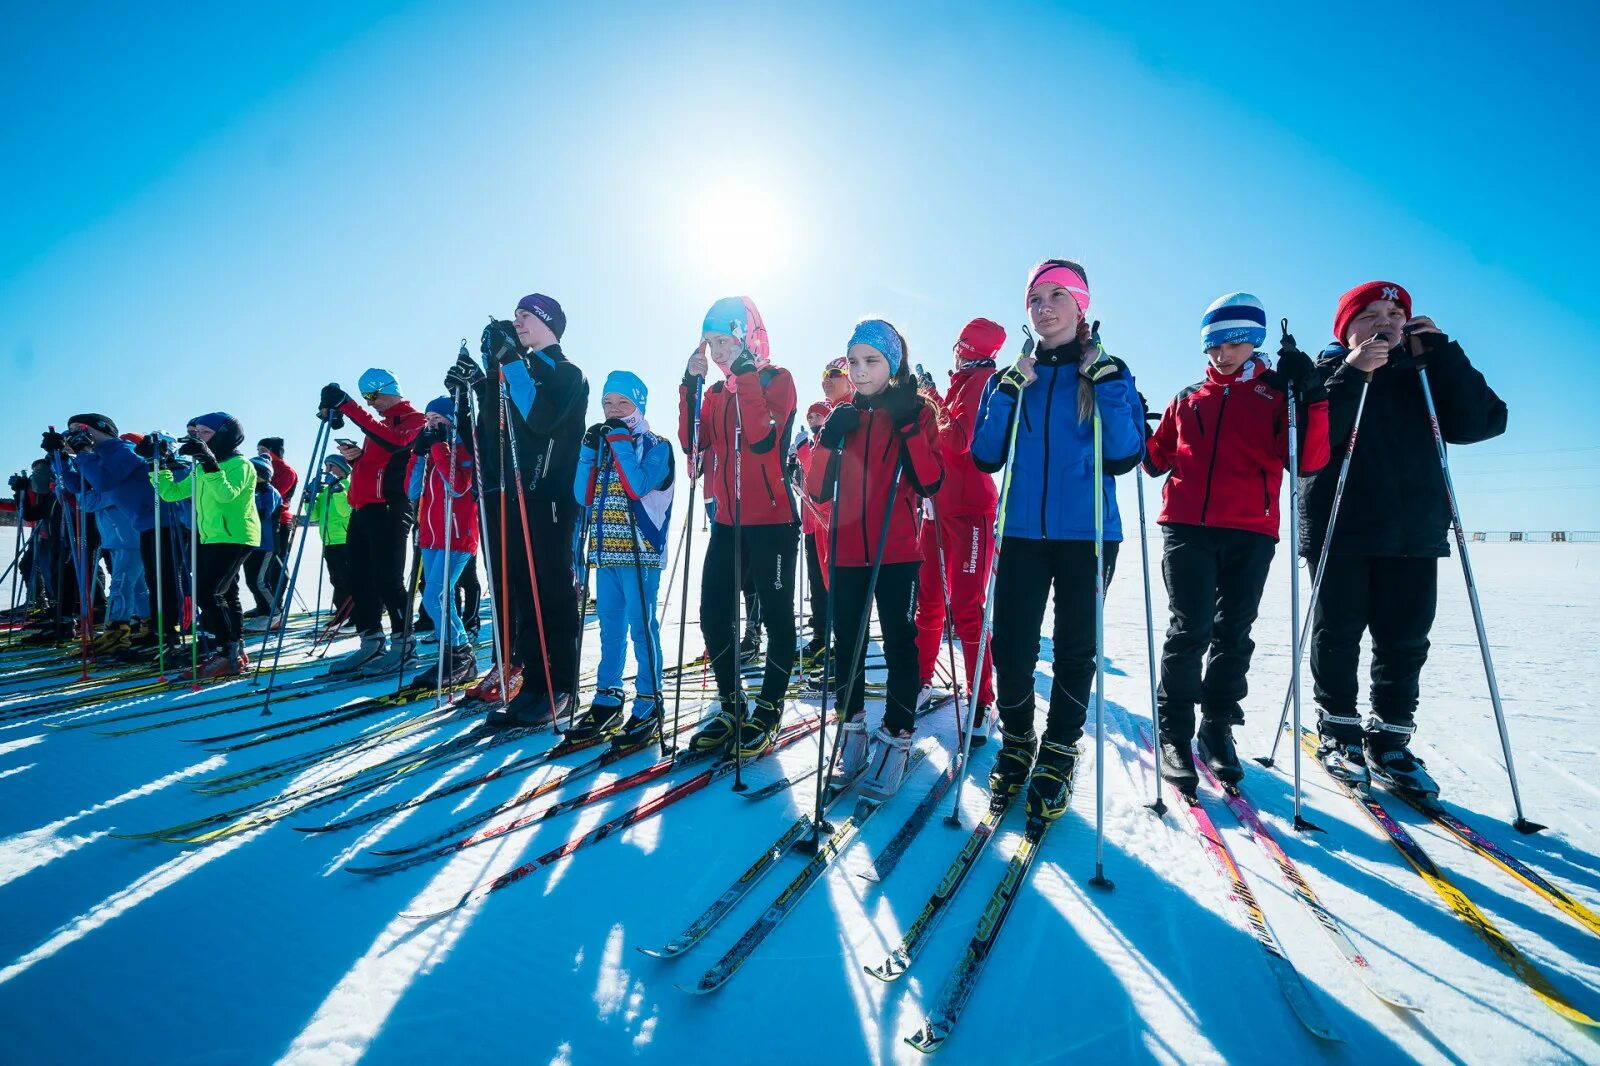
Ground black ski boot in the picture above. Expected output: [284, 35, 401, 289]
[988, 727, 1038, 800]
[1025, 739, 1079, 824]
[612, 695, 664, 750]
[1157, 701, 1199, 798]
[1196, 704, 1243, 786]
[565, 688, 627, 742]
[689, 693, 743, 753]
[739, 623, 763, 664]
[488, 688, 571, 731]
[1316, 711, 1369, 787]
[1364, 720, 1439, 797]
[737, 698, 782, 759]
[969, 702, 993, 749]
[798, 636, 827, 668]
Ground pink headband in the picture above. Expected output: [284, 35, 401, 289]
[1026, 263, 1091, 315]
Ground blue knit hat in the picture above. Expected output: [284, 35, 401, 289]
[359, 368, 402, 397]
[848, 319, 905, 374]
[602, 370, 648, 415]
[424, 395, 455, 422]
[1200, 293, 1267, 352]
[249, 455, 273, 482]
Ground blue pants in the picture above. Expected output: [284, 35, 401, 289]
[596, 565, 662, 695]
[419, 548, 472, 647]
[106, 547, 149, 623]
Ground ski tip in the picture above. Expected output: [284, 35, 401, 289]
[903, 1027, 945, 1055]
[636, 945, 682, 960]
[673, 981, 720, 996]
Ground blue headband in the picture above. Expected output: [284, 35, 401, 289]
[848, 319, 904, 374]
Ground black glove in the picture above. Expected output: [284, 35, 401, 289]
[319, 383, 349, 411]
[995, 364, 1030, 401]
[133, 435, 156, 460]
[818, 403, 859, 449]
[883, 385, 924, 432]
[8, 473, 27, 494]
[40, 430, 65, 453]
[1138, 391, 1160, 437]
[1391, 328, 1448, 373]
[444, 348, 486, 390]
[177, 436, 218, 473]
[603, 417, 630, 435]
[482, 319, 523, 365]
[1275, 332, 1324, 403]
[413, 424, 445, 453]
[63, 428, 95, 452]
[582, 422, 606, 451]
[914, 364, 936, 393]
[729, 351, 757, 377]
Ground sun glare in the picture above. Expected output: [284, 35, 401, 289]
[681, 176, 795, 289]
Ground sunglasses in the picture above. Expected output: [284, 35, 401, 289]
[822, 367, 848, 380]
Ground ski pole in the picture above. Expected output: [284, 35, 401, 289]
[729, 417, 749, 793]
[804, 453, 846, 848]
[947, 330, 1033, 826]
[927, 496, 967, 746]
[669, 372, 704, 767]
[1135, 453, 1167, 817]
[461, 373, 511, 719]
[615, 444, 668, 756]
[1278, 320, 1321, 832]
[434, 403, 461, 708]
[573, 437, 609, 708]
[1087, 369, 1113, 890]
[1416, 365, 1543, 834]
[1257, 367, 1374, 768]
[188, 458, 202, 690]
[252, 415, 332, 688]
[5, 489, 24, 630]
[393, 508, 423, 696]
[150, 443, 171, 680]
[497, 361, 560, 726]
[49, 443, 91, 680]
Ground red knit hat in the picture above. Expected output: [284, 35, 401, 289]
[1333, 281, 1411, 346]
[954, 318, 1006, 362]
[806, 400, 831, 421]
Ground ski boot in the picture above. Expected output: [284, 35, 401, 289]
[798, 635, 827, 670]
[968, 702, 993, 749]
[488, 688, 571, 731]
[689, 694, 744, 753]
[859, 725, 915, 802]
[1364, 720, 1439, 798]
[1316, 712, 1369, 787]
[356, 635, 420, 679]
[612, 695, 664, 750]
[832, 716, 869, 782]
[737, 698, 782, 759]
[1196, 704, 1244, 786]
[326, 631, 386, 677]
[738, 624, 763, 664]
[1157, 701, 1199, 798]
[988, 726, 1038, 800]
[195, 641, 246, 680]
[565, 688, 627, 743]
[914, 683, 947, 715]
[465, 660, 517, 703]
[1025, 738, 1079, 823]
[404, 643, 477, 690]
[91, 621, 131, 656]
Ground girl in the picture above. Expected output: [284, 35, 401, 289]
[309, 453, 354, 627]
[971, 260, 1144, 823]
[913, 318, 1004, 743]
[152, 412, 261, 679]
[790, 400, 833, 665]
[570, 371, 676, 745]
[406, 395, 481, 689]
[244, 455, 285, 630]
[680, 296, 800, 758]
[1143, 293, 1329, 791]
[805, 319, 943, 801]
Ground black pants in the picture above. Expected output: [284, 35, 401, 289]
[197, 543, 251, 646]
[1311, 554, 1438, 728]
[457, 554, 481, 632]
[742, 547, 762, 633]
[140, 527, 185, 637]
[346, 502, 415, 636]
[247, 520, 291, 612]
[803, 532, 828, 642]
[1158, 523, 1276, 719]
[324, 543, 353, 617]
[830, 561, 920, 733]
[700, 520, 798, 706]
[992, 537, 1119, 745]
[485, 491, 580, 695]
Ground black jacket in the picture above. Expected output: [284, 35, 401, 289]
[470, 343, 588, 521]
[1298, 335, 1505, 559]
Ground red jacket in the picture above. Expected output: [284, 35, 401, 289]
[792, 436, 832, 535]
[679, 366, 797, 527]
[417, 440, 480, 553]
[337, 398, 426, 510]
[804, 395, 943, 567]
[929, 362, 999, 518]
[1144, 357, 1330, 539]
[265, 452, 298, 525]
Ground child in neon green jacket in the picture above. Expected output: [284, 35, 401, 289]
[308, 453, 355, 619]
[151, 412, 260, 678]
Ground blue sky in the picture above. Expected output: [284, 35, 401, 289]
[3, 0, 1597, 530]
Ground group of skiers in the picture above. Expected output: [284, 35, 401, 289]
[6, 268, 1507, 814]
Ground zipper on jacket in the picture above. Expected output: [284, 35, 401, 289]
[1193, 401, 1206, 436]
[1198, 384, 1231, 525]
[1040, 366, 1057, 537]
[860, 416, 874, 561]
[760, 467, 778, 510]
[1261, 470, 1271, 516]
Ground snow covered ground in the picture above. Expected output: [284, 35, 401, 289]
[1, 539, 1597, 1065]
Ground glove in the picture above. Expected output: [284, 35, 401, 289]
[444, 349, 486, 390]
[1391, 328, 1447, 373]
[996, 364, 1030, 401]
[8, 473, 27, 494]
[133, 435, 156, 460]
[177, 436, 218, 473]
[603, 416, 630, 436]
[818, 403, 859, 450]
[883, 385, 924, 433]
[1138, 391, 1160, 437]
[413, 424, 445, 453]
[482, 319, 523, 366]
[729, 351, 757, 377]
[1080, 348, 1120, 385]
[63, 428, 95, 452]
[319, 383, 349, 411]
[914, 364, 936, 393]
[582, 422, 606, 451]
[40, 430, 65, 453]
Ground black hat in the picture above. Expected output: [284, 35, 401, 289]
[67, 412, 118, 438]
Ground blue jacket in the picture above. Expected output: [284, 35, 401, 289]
[971, 340, 1144, 542]
[80, 487, 141, 550]
[573, 425, 676, 557]
[61, 437, 155, 533]
[253, 485, 283, 553]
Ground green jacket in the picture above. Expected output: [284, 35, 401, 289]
[152, 456, 261, 547]
[309, 479, 353, 546]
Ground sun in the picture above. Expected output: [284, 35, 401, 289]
[681, 175, 795, 290]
